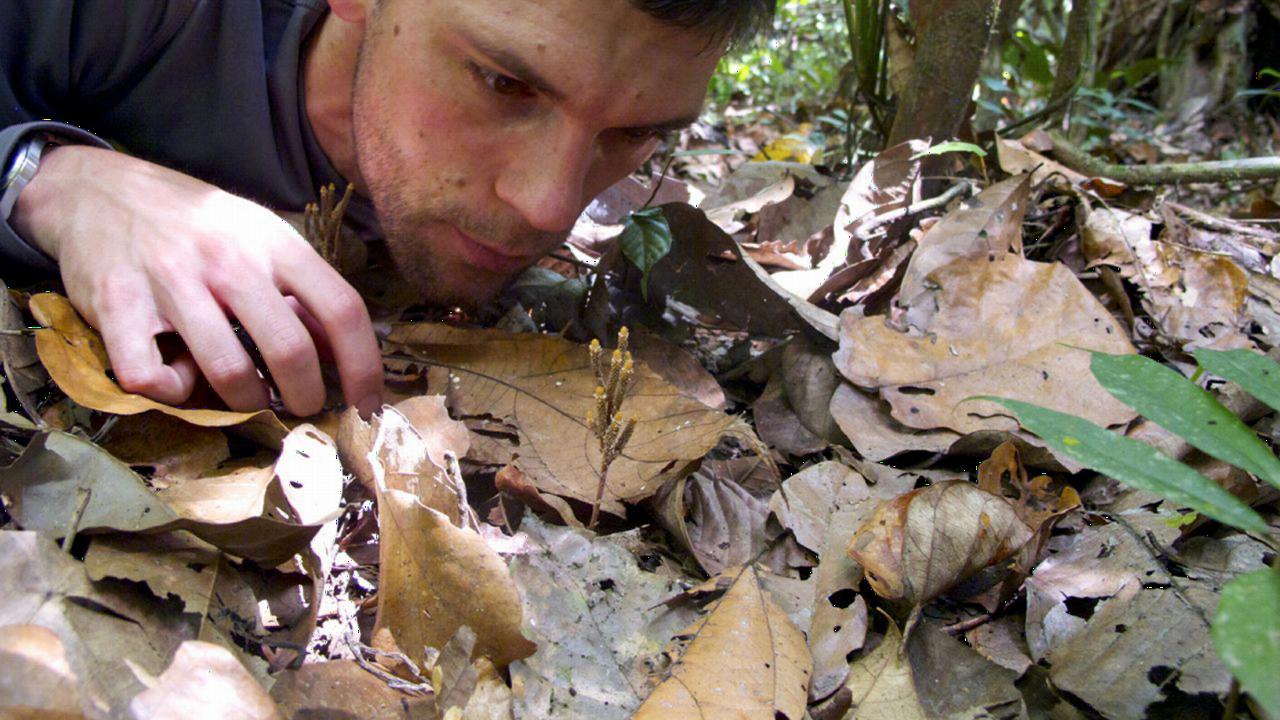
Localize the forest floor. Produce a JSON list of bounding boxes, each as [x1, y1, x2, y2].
[[1, 100, 1278, 720]]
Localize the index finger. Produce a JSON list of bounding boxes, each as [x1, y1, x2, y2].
[[276, 255, 383, 417]]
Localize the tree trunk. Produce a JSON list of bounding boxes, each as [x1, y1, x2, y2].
[[888, 0, 1001, 147]]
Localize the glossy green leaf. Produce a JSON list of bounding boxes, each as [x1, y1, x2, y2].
[[982, 397, 1270, 535], [619, 207, 673, 301], [1091, 352, 1280, 491], [1193, 348, 1280, 416], [911, 141, 988, 160], [1213, 568, 1280, 717]]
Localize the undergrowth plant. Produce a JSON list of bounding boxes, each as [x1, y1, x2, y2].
[[985, 349, 1280, 717]]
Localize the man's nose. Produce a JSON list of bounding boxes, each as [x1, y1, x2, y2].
[[495, 125, 595, 233]]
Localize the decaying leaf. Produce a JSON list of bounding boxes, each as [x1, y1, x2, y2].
[[509, 517, 699, 720], [632, 566, 813, 720], [1082, 206, 1252, 350], [848, 481, 1033, 605], [99, 412, 230, 483], [127, 641, 281, 720], [1025, 512, 1236, 718], [29, 293, 289, 436], [905, 619, 1026, 719], [835, 256, 1138, 439], [829, 382, 962, 461], [384, 322, 739, 513]]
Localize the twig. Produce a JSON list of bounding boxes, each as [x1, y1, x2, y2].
[[345, 636, 433, 695], [61, 487, 92, 553], [1047, 131, 1280, 185]]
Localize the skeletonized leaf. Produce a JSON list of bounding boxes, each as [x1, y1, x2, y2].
[[985, 397, 1269, 534], [1212, 569, 1280, 717], [847, 481, 1032, 605], [633, 566, 812, 720], [509, 517, 700, 720], [1091, 351, 1280, 490]]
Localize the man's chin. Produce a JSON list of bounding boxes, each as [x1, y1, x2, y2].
[[386, 250, 514, 311]]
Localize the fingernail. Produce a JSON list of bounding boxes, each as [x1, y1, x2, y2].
[[357, 394, 382, 420]]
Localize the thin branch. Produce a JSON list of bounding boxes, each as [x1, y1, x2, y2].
[[1048, 131, 1280, 185]]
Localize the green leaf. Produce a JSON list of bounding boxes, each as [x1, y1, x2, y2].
[[1091, 352, 1280, 492], [981, 397, 1270, 535], [1193, 348, 1280, 416], [618, 207, 673, 301], [911, 141, 988, 160], [1213, 568, 1280, 717]]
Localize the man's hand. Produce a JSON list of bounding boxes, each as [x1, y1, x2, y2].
[[12, 146, 383, 417]]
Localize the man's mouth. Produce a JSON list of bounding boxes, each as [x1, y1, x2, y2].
[[448, 225, 532, 275]]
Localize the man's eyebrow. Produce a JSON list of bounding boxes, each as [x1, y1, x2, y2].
[[462, 31, 566, 101], [461, 30, 704, 134]]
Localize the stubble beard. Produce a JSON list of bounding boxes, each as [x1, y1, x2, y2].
[[349, 27, 568, 310]]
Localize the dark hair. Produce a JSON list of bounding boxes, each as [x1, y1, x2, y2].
[[632, 0, 775, 47]]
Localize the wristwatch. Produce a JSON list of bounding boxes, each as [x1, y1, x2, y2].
[[0, 135, 53, 223]]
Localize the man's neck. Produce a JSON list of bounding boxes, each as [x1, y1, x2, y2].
[[303, 10, 365, 191]]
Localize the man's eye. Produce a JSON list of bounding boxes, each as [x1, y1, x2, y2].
[[471, 64, 534, 98], [622, 128, 663, 144]]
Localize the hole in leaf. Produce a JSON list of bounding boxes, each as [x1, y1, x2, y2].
[[828, 589, 858, 609]]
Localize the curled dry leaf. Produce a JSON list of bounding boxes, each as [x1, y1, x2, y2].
[[509, 516, 700, 720], [373, 437, 536, 669], [848, 481, 1033, 605], [652, 463, 782, 577], [0, 624, 90, 720], [383, 322, 738, 514], [829, 382, 960, 462], [29, 293, 289, 437], [632, 566, 813, 720], [1081, 206, 1252, 350], [127, 641, 281, 720], [835, 256, 1138, 439], [0, 428, 335, 566]]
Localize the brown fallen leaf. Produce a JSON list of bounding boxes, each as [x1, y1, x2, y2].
[[1025, 512, 1234, 718], [995, 135, 1087, 187], [833, 140, 927, 267], [0, 532, 191, 716], [0, 427, 336, 566], [99, 412, 230, 484], [374, 480, 535, 667], [897, 174, 1032, 308], [754, 373, 829, 456], [848, 481, 1033, 605], [384, 322, 739, 514], [652, 462, 783, 576], [977, 441, 1081, 546], [29, 293, 289, 437], [632, 566, 813, 720], [829, 382, 961, 461], [340, 403, 473, 527], [1082, 206, 1252, 350], [271, 660, 436, 719], [0, 625, 92, 720], [835, 256, 1138, 438], [127, 641, 281, 720], [844, 616, 927, 720], [904, 618, 1026, 718], [494, 463, 582, 527]]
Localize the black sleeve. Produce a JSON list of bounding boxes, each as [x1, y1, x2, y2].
[[0, 0, 194, 283]]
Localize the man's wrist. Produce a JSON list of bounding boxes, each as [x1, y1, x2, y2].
[[10, 143, 73, 260]]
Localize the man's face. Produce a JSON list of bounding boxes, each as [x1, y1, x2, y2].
[[348, 0, 722, 306]]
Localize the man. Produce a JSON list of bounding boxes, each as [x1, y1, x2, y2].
[[0, 0, 771, 418]]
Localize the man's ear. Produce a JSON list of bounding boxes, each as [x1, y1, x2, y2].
[[327, 0, 370, 23]]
